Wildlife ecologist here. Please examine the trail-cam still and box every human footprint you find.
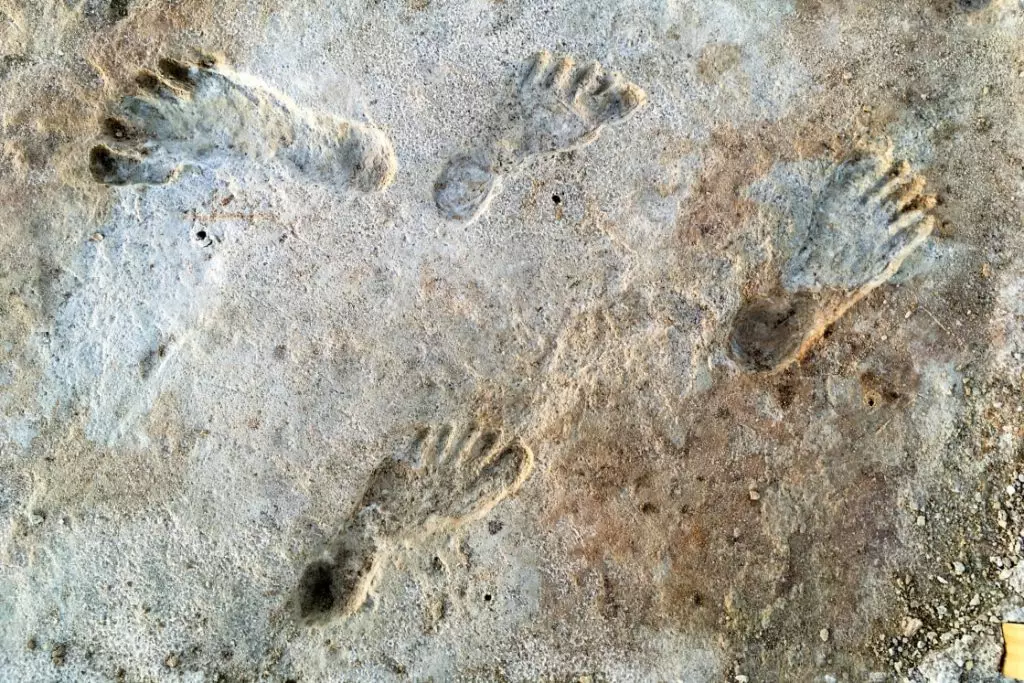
[89,54,396,192]
[730,148,937,372]
[434,50,647,222]
[295,424,534,623]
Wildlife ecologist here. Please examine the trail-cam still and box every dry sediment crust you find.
[1,0,1023,681]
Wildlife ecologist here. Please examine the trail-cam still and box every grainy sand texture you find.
[2,0,1024,680]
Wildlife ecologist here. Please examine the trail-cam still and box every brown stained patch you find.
[858,361,919,412]
[87,0,264,81]
[676,119,842,255]
[696,43,742,85]
[537,348,919,674]
[534,256,951,673]
[540,374,783,632]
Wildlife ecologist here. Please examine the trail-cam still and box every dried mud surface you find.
[2,0,1024,681]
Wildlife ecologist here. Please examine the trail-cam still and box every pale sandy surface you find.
[2,0,1024,680]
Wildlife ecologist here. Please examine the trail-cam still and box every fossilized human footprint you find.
[89,55,397,192]
[730,148,937,372]
[295,424,534,624]
[434,50,647,222]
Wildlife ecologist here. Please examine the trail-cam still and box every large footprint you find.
[730,148,937,372]
[89,55,397,192]
[295,424,534,624]
[434,50,647,222]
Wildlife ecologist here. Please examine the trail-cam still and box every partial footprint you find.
[89,54,397,192]
[295,424,534,624]
[434,50,647,222]
[730,147,937,372]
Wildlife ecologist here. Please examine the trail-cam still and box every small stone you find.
[969,594,981,606]
[953,562,966,575]
[1007,484,1016,495]
[164,653,179,668]
[748,489,760,501]
[51,643,67,667]
[917,515,926,527]
[89,232,104,242]
[820,628,830,642]
[735,676,749,683]
[26,637,37,651]
[902,617,923,637]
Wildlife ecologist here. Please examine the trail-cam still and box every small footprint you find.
[295,424,534,624]
[89,55,397,192]
[434,50,647,222]
[730,148,937,372]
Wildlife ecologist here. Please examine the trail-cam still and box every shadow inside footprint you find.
[297,560,337,621]
[729,295,815,372]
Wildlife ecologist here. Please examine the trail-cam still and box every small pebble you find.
[916,515,926,526]
[902,617,923,637]
[748,490,760,501]
[51,643,67,667]
[953,562,966,575]
[820,628,830,642]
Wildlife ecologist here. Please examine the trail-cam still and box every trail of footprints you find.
[86,51,941,623]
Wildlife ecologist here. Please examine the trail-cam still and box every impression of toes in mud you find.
[730,150,938,373]
[294,424,534,624]
[433,50,648,223]
[88,54,397,192]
